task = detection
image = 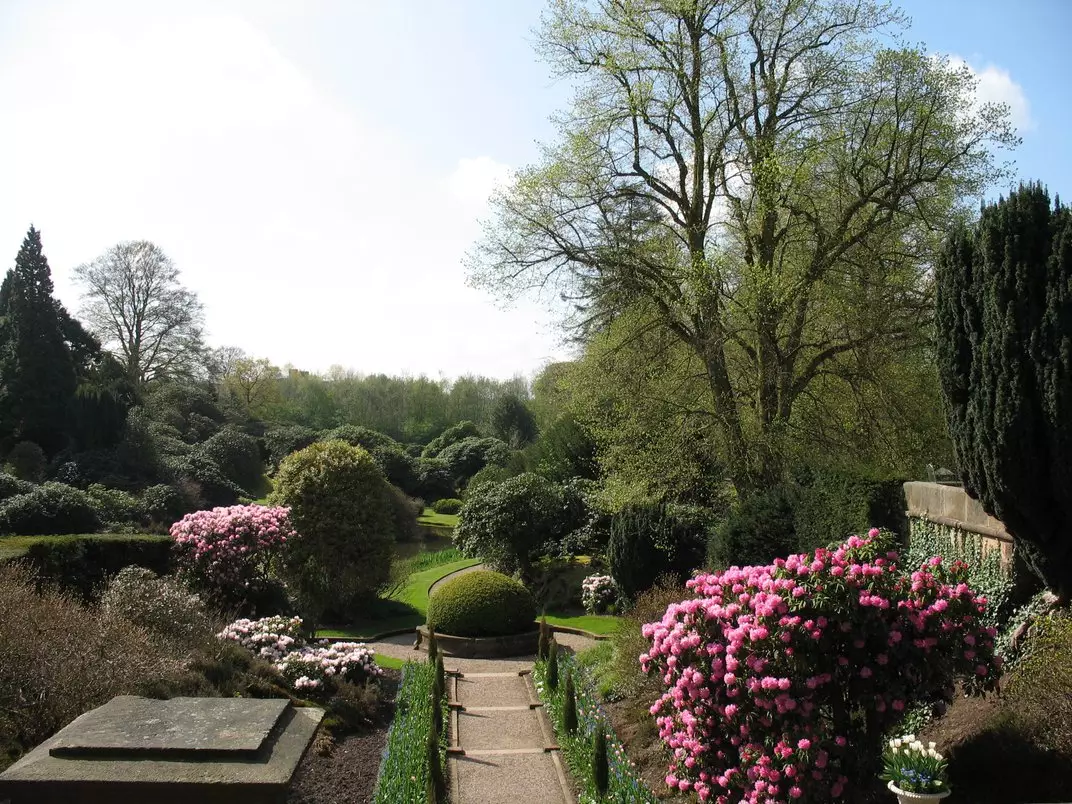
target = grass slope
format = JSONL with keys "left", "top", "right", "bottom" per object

{"left": 318, "top": 557, "right": 481, "bottom": 639}
{"left": 544, "top": 612, "right": 621, "bottom": 636}
{"left": 417, "top": 508, "right": 459, "bottom": 529}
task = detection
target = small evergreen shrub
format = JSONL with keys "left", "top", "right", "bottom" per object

{"left": 0, "top": 482, "right": 100, "bottom": 535}
{"left": 5, "top": 441, "right": 46, "bottom": 482}
{"left": 426, "top": 570, "right": 537, "bottom": 637}
{"left": 431, "top": 498, "right": 463, "bottom": 515}
{"left": 547, "top": 637, "right": 559, "bottom": 689}
{"left": 270, "top": 440, "right": 395, "bottom": 622}
{"left": 593, "top": 726, "right": 609, "bottom": 795}
{"left": 706, "top": 486, "right": 796, "bottom": 569}
{"left": 563, "top": 672, "right": 578, "bottom": 735}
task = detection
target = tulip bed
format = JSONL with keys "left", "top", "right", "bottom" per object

{"left": 534, "top": 651, "right": 658, "bottom": 803}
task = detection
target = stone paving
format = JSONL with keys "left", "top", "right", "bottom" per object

{"left": 366, "top": 631, "right": 595, "bottom": 803}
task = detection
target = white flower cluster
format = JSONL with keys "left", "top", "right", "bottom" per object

{"left": 217, "top": 615, "right": 305, "bottom": 662}
{"left": 887, "top": 734, "right": 943, "bottom": 761}
{"left": 581, "top": 574, "right": 618, "bottom": 614}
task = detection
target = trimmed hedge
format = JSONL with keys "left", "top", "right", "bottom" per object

{"left": 791, "top": 467, "right": 906, "bottom": 551}
{"left": 426, "top": 570, "right": 537, "bottom": 637}
{"left": 431, "top": 498, "right": 462, "bottom": 515}
{"left": 10, "top": 534, "right": 172, "bottom": 601}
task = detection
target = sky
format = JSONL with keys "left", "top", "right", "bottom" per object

{"left": 1, "top": 0, "right": 1069, "bottom": 380}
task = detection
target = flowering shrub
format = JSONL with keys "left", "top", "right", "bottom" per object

{"left": 218, "top": 615, "right": 381, "bottom": 700}
{"left": 881, "top": 734, "right": 948, "bottom": 794}
{"left": 277, "top": 642, "right": 382, "bottom": 692}
{"left": 101, "top": 566, "right": 215, "bottom": 645}
{"left": 218, "top": 615, "right": 305, "bottom": 662}
{"left": 581, "top": 574, "right": 619, "bottom": 614}
{"left": 171, "top": 504, "right": 293, "bottom": 609}
{"left": 642, "top": 529, "right": 999, "bottom": 803}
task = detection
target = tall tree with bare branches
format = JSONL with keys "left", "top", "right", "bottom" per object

{"left": 75, "top": 241, "right": 205, "bottom": 389}
{"left": 468, "top": 0, "right": 1017, "bottom": 492}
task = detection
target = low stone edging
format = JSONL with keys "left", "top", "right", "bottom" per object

{"left": 416, "top": 625, "right": 540, "bottom": 658}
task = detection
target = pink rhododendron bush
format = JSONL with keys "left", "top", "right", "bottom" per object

{"left": 641, "top": 529, "right": 1000, "bottom": 803}
{"left": 171, "top": 504, "right": 294, "bottom": 610}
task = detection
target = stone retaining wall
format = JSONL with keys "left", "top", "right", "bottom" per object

{"left": 903, "top": 481, "right": 1014, "bottom": 573}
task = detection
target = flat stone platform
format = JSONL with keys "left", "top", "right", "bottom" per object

{"left": 0, "top": 697, "right": 323, "bottom": 804}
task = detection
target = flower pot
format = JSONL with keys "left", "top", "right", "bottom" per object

{"left": 888, "top": 780, "right": 951, "bottom": 803}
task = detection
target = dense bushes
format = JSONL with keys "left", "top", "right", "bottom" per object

{"left": 431, "top": 498, "right": 462, "bottom": 515}
{"left": 0, "top": 482, "right": 100, "bottom": 535}
{"left": 263, "top": 425, "right": 319, "bottom": 469}
{"left": 85, "top": 483, "right": 144, "bottom": 526}
{"left": 18, "top": 534, "right": 172, "bottom": 601}
{"left": 171, "top": 504, "right": 293, "bottom": 613}
{"left": 270, "top": 440, "right": 395, "bottom": 622}
{"left": 608, "top": 501, "right": 711, "bottom": 599}
{"left": 0, "top": 472, "right": 33, "bottom": 502}
{"left": 792, "top": 467, "right": 906, "bottom": 551}
{"left": 425, "top": 570, "right": 537, "bottom": 637}
{"left": 139, "top": 483, "right": 191, "bottom": 524}
{"left": 101, "top": 566, "right": 217, "bottom": 647}
{"left": 643, "top": 530, "right": 1000, "bottom": 802}
{"left": 454, "top": 473, "right": 583, "bottom": 575}
{"left": 438, "top": 436, "right": 509, "bottom": 483}
{"left": 707, "top": 487, "right": 797, "bottom": 570}
{"left": 4, "top": 441, "right": 45, "bottom": 481}
{"left": 422, "top": 420, "right": 482, "bottom": 458}
{"left": 194, "top": 427, "right": 265, "bottom": 496}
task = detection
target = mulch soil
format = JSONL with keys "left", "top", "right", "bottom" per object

{"left": 287, "top": 670, "right": 400, "bottom": 804}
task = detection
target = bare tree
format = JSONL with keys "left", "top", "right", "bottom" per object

{"left": 75, "top": 241, "right": 205, "bottom": 388}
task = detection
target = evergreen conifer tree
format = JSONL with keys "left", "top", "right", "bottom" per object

{"left": 563, "top": 672, "right": 578, "bottom": 736}
{"left": 0, "top": 227, "right": 80, "bottom": 454}
{"left": 593, "top": 725, "right": 609, "bottom": 795}
{"left": 936, "top": 183, "right": 1072, "bottom": 597}
{"left": 547, "top": 638, "right": 559, "bottom": 690}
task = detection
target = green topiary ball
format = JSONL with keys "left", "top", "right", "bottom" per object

{"left": 426, "top": 570, "right": 537, "bottom": 637}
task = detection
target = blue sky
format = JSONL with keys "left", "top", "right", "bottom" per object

{"left": 1, "top": 0, "right": 1067, "bottom": 379}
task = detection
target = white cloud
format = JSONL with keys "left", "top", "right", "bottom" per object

{"left": 0, "top": 2, "right": 567, "bottom": 379}
{"left": 948, "top": 56, "right": 1034, "bottom": 133}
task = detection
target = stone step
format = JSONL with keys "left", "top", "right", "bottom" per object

{"left": 450, "top": 751, "right": 570, "bottom": 804}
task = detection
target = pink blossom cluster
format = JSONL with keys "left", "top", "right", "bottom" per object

{"left": 641, "top": 529, "right": 999, "bottom": 803}
{"left": 582, "top": 574, "right": 619, "bottom": 614}
{"left": 171, "top": 504, "right": 294, "bottom": 604}
{"left": 218, "top": 615, "right": 304, "bottom": 662}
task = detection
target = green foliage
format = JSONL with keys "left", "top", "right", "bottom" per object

{"left": 905, "top": 518, "right": 1015, "bottom": 629}
{"left": 528, "top": 413, "right": 599, "bottom": 482}
{"left": 427, "top": 627, "right": 438, "bottom": 667}
{"left": 425, "top": 569, "right": 537, "bottom": 637}
{"left": 791, "top": 466, "right": 907, "bottom": 552}
{"left": 194, "top": 427, "right": 264, "bottom": 496}
{"left": 431, "top": 498, "right": 462, "bottom": 515}
{"left": 937, "top": 183, "right": 1072, "bottom": 595}
{"left": 563, "top": 671, "right": 578, "bottom": 735}
{"left": 0, "top": 227, "right": 83, "bottom": 455}
{"left": 422, "top": 420, "right": 482, "bottom": 458}
{"left": 608, "top": 501, "right": 712, "bottom": 599}
{"left": 435, "top": 655, "right": 445, "bottom": 698}
{"left": 0, "top": 482, "right": 101, "bottom": 535}
{"left": 85, "top": 483, "right": 144, "bottom": 526}
{"left": 416, "top": 457, "right": 455, "bottom": 502}
{"left": 427, "top": 723, "right": 447, "bottom": 803}
{"left": 373, "top": 661, "right": 446, "bottom": 804}
{"left": 263, "top": 425, "right": 318, "bottom": 469}
{"left": 439, "top": 435, "right": 510, "bottom": 484}
{"left": 15, "top": 533, "right": 172, "bottom": 601}
{"left": 593, "top": 725, "right": 609, "bottom": 795}
{"left": 463, "top": 463, "right": 513, "bottom": 496}
{"left": 139, "top": 483, "right": 191, "bottom": 525}
{"left": 538, "top": 614, "right": 550, "bottom": 660}
{"left": 547, "top": 637, "right": 559, "bottom": 690}
{"left": 454, "top": 473, "right": 581, "bottom": 575}
{"left": 386, "top": 484, "right": 422, "bottom": 542}
{"left": 1003, "top": 610, "right": 1072, "bottom": 756}
{"left": 270, "top": 440, "right": 395, "bottom": 623}
{"left": 0, "top": 473, "right": 34, "bottom": 502}
{"left": 707, "top": 488, "right": 797, "bottom": 570}
{"left": 491, "top": 394, "right": 538, "bottom": 447}
{"left": 5, "top": 441, "right": 45, "bottom": 482}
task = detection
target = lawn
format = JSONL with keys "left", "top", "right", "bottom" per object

{"left": 374, "top": 653, "right": 406, "bottom": 670}
{"left": 317, "top": 557, "right": 480, "bottom": 639}
{"left": 417, "top": 508, "right": 459, "bottom": 529}
{"left": 544, "top": 612, "right": 622, "bottom": 636}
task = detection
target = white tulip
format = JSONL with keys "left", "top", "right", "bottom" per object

{"left": 928, "top": 741, "right": 937, "bottom": 750}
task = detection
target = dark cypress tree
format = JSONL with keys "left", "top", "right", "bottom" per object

{"left": 546, "top": 638, "right": 559, "bottom": 690}
{"left": 538, "top": 614, "right": 550, "bottom": 660}
{"left": 593, "top": 725, "right": 609, "bottom": 795}
{"left": 936, "top": 183, "right": 1072, "bottom": 597}
{"left": 427, "top": 627, "right": 438, "bottom": 666}
{"left": 435, "top": 654, "right": 446, "bottom": 701}
{"left": 0, "top": 227, "right": 79, "bottom": 454}
{"left": 426, "top": 725, "right": 447, "bottom": 804}
{"left": 563, "top": 672, "right": 578, "bottom": 735}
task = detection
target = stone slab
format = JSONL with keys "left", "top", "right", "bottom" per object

{"left": 451, "top": 751, "right": 569, "bottom": 804}
{"left": 49, "top": 696, "right": 290, "bottom": 759}
{"left": 456, "top": 675, "right": 531, "bottom": 708}
{"left": 457, "top": 709, "right": 546, "bottom": 751}
{"left": 0, "top": 702, "right": 323, "bottom": 804}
